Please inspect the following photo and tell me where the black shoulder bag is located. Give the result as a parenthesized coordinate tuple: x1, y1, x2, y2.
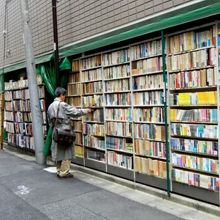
(53, 102, 76, 145)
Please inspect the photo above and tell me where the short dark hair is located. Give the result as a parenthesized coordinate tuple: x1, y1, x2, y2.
(55, 87, 66, 97)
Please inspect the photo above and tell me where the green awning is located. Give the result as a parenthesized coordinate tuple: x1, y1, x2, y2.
(0, 52, 53, 75)
(1, 0, 220, 74)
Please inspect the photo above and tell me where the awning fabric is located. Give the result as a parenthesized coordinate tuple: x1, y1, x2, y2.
(1, 0, 220, 74)
(0, 53, 53, 75)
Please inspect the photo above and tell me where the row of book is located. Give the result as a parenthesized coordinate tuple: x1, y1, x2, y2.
(83, 109, 104, 122)
(68, 72, 80, 83)
(170, 91, 217, 106)
(130, 39, 162, 60)
(67, 97, 81, 107)
(72, 60, 80, 72)
(73, 121, 82, 132)
(15, 122, 33, 135)
(5, 75, 43, 91)
(4, 91, 12, 101)
(6, 122, 15, 133)
(69, 105, 163, 123)
(106, 93, 131, 106)
(172, 168, 219, 191)
(6, 121, 47, 137)
(12, 99, 45, 112)
(133, 91, 163, 105)
(168, 29, 214, 54)
(83, 135, 105, 150)
(134, 139, 166, 159)
(67, 83, 81, 96)
(81, 69, 102, 82)
(169, 68, 215, 89)
(171, 123, 218, 139)
(105, 79, 130, 92)
(134, 124, 165, 141)
(105, 108, 132, 121)
(4, 111, 14, 121)
(83, 123, 105, 136)
(4, 111, 46, 124)
(170, 138, 218, 156)
(107, 151, 133, 170)
(172, 153, 219, 174)
(104, 64, 130, 79)
(132, 57, 162, 75)
(82, 81, 103, 94)
(82, 95, 103, 107)
(170, 108, 217, 123)
(106, 136, 133, 152)
(75, 133, 83, 145)
(168, 48, 215, 71)
(106, 122, 132, 137)
(82, 55, 101, 69)
(133, 107, 164, 123)
(5, 102, 13, 111)
(5, 87, 45, 100)
(103, 49, 129, 66)
(135, 156, 166, 178)
(68, 75, 164, 95)
(8, 133, 35, 149)
(87, 149, 106, 162)
(133, 74, 163, 90)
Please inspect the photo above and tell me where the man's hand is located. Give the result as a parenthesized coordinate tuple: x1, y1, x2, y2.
(86, 108, 93, 113)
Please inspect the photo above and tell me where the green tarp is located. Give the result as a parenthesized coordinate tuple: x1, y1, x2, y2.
(40, 57, 71, 156)
(36, 57, 71, 96)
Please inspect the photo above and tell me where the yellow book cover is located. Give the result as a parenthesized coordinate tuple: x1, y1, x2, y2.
(134, 140, 139, 154)
(135, 157, 141, 172)
(178, 93, 191, 105)
(142, 158, 148, 174)
(197, 91, 216, 105)
(182, 125, 189, 136)
(169, 109, 177, 121)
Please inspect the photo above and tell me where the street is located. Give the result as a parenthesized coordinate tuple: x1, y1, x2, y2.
(0, 150, 219, 220)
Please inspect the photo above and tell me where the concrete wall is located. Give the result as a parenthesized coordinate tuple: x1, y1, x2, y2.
(0, 0, 192, 67)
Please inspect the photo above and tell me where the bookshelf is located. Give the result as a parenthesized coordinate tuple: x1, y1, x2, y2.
(4, 76, 47, 151)
(67, 60, 84, 166)
(103, 47, 134, 180)
(81, 54, 106, 172)
(66, 22, 220, 205)
(0, 92, 4, 148)
(168, 24, 219, 204)
(131, 38, 167, 189)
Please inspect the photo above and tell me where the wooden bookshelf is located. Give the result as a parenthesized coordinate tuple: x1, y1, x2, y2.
(168, 24, 219, 204)
(67, 22, 220, 205)
(4, 76, 47, 151)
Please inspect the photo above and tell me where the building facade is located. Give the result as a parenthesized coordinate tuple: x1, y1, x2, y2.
(0, 0, 193, 67)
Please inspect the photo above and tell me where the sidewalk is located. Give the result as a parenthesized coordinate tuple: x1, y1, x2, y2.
(0, 149, 219, 220)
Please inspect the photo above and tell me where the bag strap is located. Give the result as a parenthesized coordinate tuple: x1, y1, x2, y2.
(54, 102, 61, 128)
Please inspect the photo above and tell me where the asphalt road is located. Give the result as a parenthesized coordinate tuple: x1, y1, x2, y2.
(0, 150, 183, 220)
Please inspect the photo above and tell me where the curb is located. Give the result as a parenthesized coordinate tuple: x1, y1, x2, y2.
(71, 163, 220, 217)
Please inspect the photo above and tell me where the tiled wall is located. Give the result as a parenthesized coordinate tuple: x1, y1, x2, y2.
(0, 0, 192, 67)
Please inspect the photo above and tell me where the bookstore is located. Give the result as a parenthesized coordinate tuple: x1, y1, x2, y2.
(1, 1, 220, 206)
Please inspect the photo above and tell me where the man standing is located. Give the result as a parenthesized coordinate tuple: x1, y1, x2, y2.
(47, 87, 91, 178)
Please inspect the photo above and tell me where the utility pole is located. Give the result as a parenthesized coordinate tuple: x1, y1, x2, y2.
(52, 0, 60, 86)
(20, 0, 46, 165)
